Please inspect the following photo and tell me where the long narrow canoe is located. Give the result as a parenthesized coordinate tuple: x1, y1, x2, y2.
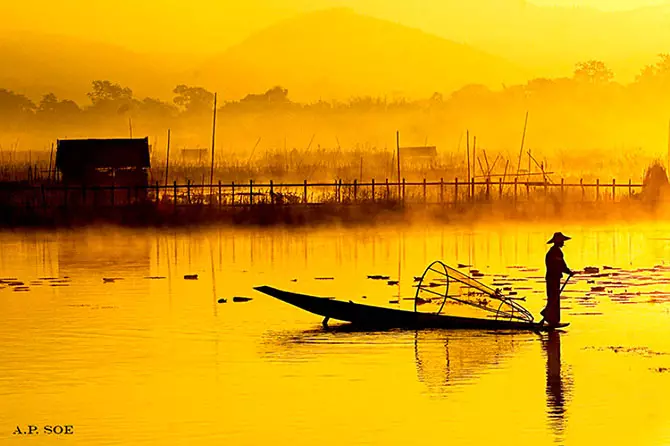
(254, 286, 568, 331)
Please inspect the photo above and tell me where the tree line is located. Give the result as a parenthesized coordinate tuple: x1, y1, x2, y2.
(1, 55, 669, 131)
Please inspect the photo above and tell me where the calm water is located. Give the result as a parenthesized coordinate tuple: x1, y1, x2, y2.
(1, 223, 670, 445)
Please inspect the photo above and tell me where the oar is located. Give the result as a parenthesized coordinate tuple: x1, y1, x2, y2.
(537, 272, 574, 327)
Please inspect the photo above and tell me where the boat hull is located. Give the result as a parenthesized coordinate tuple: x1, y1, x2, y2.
(254, 286, 568, 331)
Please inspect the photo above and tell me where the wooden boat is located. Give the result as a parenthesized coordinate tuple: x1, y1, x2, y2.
(254, 286, 568, 332)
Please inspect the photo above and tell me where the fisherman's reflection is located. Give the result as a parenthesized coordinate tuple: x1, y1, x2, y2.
(542, 330, 571, 439)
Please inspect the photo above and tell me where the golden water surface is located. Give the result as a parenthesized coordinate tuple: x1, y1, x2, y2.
(1, 223, 670, 445)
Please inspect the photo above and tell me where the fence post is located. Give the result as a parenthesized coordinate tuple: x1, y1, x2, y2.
(514, 178, 518, 204)
(187, 180, 191, 204)
(353, 179, 358, 202)
(612, 178, 616, 201)
(596, 178, 600, 201)
(218, 180, 222, 209)
(437, 178, 443, 204)
(385, 178, 390, 201)
(372, 179, 375, 203)
(580, 178, 584, 202)
(423, 178, 427, 204)
(629, 179, 632, 198)
(303, 179, 307, 204)
(471, 177, 475, 201)
(499, 178, 503, 199)
(339, 179, 342, 202)
(155, 181, 159, 204)
(455, 178, 459, 204)
(270, 180, 275, 205)
(250, 180, 254, 205)
(402, 178, 406, 204)
(173, 181, 177, 212)
(526, 180, 530, 200)
(232, 181, 235, 207)
(486, 177, 490, 200)
(561, 178, 565, 202)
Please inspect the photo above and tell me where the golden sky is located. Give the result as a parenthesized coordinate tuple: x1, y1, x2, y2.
(5, 0, 670, 54)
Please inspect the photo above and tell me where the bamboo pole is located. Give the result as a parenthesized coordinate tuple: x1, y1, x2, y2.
(466, 131, 471, 199)
(48, 142, 54, 183)
(515, 111, 529, 180)
(396, 131, 401, 199)
(209, 93, 218, 190)
(165, 129, 171, 187)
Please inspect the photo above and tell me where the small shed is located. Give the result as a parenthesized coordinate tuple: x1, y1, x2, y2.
(56, 138, 151, 186)
(400, 146, 438, 158)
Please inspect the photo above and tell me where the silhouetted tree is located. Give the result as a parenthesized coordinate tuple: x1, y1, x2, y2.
(0, 89, 36, 129)
(139, 97, 178, 118)
(87, 80, 133, 105)
(37, 93, 81, 115)
(636, 54, 670, 90)
(573, 60, 613, 84)
(173, 85, 214, 114)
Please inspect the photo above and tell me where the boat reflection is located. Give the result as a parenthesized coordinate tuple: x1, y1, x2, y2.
(542, 330, 572, 440)
(414, 330, 530, 395)
(262, 326, 532, 395)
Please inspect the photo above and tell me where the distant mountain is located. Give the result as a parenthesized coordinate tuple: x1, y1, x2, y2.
(339, 1, 670, 81)
(0, 31, 192, 102)
(192, 8, 526, 101)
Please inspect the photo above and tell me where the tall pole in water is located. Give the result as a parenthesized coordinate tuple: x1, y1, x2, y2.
(210, 93, 218, 190)
(396, 131, 401, 199)
(466, 130, 471, 197)
(165, 128, 171, 187)
(516, 111, 529, 180)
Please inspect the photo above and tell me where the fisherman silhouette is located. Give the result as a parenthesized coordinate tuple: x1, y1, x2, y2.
(540, 232, 573, 328)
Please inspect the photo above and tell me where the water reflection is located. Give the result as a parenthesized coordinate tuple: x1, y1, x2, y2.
(262, 326, 531, 396)
(542, 330, 572, 442)
(414, 330, 527, 395)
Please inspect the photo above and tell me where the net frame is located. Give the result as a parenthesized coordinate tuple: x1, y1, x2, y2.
(414, 260, 534, 323)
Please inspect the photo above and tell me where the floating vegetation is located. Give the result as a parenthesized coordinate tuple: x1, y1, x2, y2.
(568, 312, 603, 316)
(144, 276, 167, 280)
(314, 277, 334, 280)
(388, 299, 399, 304)
(217, 298, 227, 303)
(367, 275, 390, 280)
(13, 287, 30, 292)
(387, 280, 399, 286)
(591, 286, 606, 292)
(583, 266, 600, 274)
(184, 274, 198, 280)
(103, 278, 123, 283)
(233, 296, 253, 303)
(584, 346, 669, 356)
